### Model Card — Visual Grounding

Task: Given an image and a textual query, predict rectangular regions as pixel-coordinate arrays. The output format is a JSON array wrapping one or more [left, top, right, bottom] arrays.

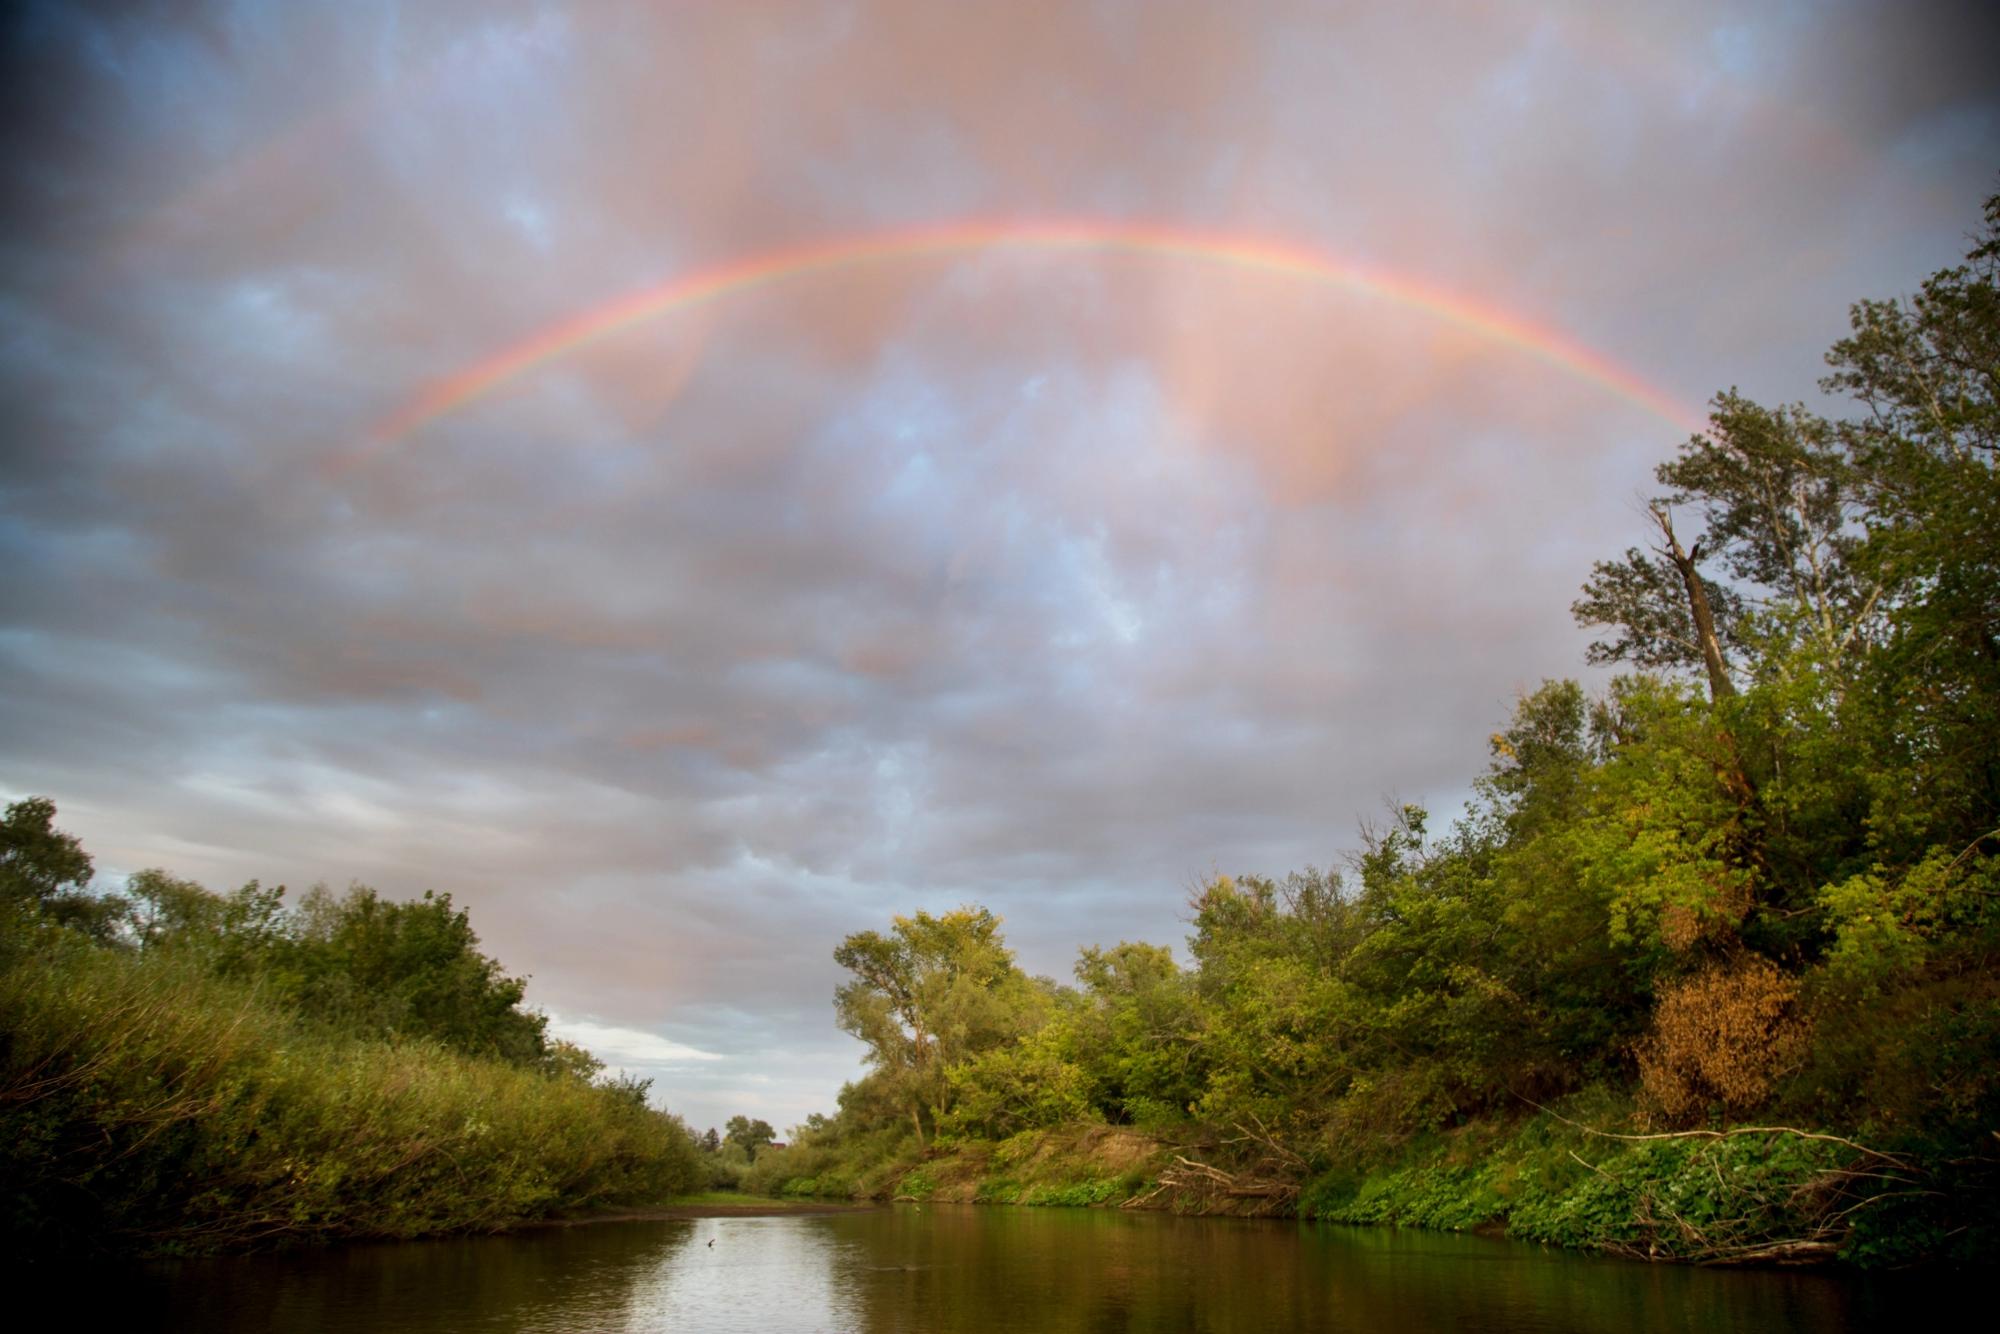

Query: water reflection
[[825, 1207, 1892, 1334], [128, 1221, 698, 1333], [116, 1204, 1956, 1333], [608, 1216, 861, 1334]]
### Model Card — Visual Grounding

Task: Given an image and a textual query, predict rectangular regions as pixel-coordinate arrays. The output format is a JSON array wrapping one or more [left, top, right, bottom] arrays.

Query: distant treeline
[[746, 195, 2000, 1267], [0, 809, 702, 1257]]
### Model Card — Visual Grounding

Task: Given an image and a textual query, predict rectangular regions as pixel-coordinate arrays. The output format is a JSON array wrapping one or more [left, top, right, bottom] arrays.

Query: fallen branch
[[1155, 1154, 1300, 1203], [1512, 1093, 1917, 1170]]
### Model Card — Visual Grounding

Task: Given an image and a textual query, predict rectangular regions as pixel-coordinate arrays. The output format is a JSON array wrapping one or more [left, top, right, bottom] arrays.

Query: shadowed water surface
[[113, 1205, 1950, 1332]]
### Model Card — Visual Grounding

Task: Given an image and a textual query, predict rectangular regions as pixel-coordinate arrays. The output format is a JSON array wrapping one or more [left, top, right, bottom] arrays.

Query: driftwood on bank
[[1157, 1154, 1299, 1199], [1126, 1117, 1308, 1213]]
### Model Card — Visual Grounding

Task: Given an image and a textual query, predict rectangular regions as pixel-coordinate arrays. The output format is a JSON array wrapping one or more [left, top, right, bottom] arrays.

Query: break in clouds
[[2, 0, 1995, 1129]]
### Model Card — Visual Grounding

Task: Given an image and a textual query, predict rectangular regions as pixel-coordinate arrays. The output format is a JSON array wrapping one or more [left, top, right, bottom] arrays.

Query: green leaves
[[1, 795, 90, 893], [1551, 679, 1755, 954], [280, 885, 551, 1066], [725, 1114, 777, 1160], [1, 796, 119, 941], [832, 907, 1043, 1142], [1817, 843, 2000, 984]]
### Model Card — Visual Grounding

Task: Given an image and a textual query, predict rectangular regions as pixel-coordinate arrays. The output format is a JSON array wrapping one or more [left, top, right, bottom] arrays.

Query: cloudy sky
[[2, 0, 1994, 1132]]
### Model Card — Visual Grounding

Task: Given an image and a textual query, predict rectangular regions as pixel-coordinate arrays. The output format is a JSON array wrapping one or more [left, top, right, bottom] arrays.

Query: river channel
[[112, 1204, 1947, 1331]]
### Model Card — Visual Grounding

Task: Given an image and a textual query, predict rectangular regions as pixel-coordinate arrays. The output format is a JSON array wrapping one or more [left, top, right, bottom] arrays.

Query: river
[[112, 1204, 1943, 1332]]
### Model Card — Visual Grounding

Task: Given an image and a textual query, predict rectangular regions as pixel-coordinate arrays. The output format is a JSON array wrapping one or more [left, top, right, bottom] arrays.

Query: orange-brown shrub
[[1637, 956, 1810, 1123]]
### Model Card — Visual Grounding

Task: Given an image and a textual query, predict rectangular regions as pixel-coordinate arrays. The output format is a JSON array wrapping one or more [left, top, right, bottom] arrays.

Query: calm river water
[[113, 1205, 1946, 1332]]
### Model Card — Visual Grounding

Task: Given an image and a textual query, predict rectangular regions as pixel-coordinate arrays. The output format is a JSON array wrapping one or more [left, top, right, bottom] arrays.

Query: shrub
[[1021, 1179, 1120, 1207], [1636, 957, 1810, 1123], [0, 945, 701, 1256]]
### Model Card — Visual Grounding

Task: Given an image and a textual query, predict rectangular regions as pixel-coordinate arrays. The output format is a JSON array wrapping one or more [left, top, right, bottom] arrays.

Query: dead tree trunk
[[1653, 506, 1735, 702]]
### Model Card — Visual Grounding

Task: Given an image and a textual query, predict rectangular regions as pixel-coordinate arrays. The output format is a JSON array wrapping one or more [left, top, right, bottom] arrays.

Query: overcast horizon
[[3, 0, 1996, 1133]]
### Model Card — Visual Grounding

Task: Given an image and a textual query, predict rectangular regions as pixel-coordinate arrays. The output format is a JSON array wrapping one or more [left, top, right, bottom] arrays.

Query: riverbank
[[746, 1105, 1972, 1268], [0, 911, 708, 1260]]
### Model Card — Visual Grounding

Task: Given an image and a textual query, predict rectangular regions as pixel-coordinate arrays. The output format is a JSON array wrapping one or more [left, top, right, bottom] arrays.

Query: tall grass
[[1, 940, 700, 1256]]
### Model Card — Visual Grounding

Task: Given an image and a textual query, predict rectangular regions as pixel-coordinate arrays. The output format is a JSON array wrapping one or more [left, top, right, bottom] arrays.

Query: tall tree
[[1823, 193, 2000, 851], [724, 1115, 776, 1161], [0, 796, 119, 939], [833, 907, 1038, 1144]]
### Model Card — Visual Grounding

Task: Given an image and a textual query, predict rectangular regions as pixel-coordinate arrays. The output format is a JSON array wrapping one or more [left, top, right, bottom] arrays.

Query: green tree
[[280, 884, 551, 1065], [1070, 941, 1206, 1125], [125, 869, 222, 948], [945, 1017, 1098, 1137], [832, 907, 1041, 1144], [724, 1115, 777, 1161], [1, 796, 120, 940], [1476, 682, 1650, 1077], [1824, 194, 2000, 859]]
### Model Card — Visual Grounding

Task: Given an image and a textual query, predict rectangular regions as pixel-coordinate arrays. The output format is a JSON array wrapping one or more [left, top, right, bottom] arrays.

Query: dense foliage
[[750, 196, 2000, 1266], [0, 810, 701, 1257]]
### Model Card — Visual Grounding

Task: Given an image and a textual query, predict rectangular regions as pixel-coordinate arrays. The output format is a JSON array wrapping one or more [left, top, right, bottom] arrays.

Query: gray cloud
[[3, 0, 1995, 1131]]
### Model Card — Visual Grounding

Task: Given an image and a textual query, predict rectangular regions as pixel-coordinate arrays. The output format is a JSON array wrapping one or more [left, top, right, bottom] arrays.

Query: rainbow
[[364, 219, 1704, 451]]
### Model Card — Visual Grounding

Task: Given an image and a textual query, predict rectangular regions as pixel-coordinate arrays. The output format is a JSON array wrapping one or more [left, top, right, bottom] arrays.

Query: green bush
[[973, 1177, 1021, 1203], [1322, 1162, 1503, 1232], [1021, 1179, 1121, 1207], [1298, 1169, 1363, 1219]]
